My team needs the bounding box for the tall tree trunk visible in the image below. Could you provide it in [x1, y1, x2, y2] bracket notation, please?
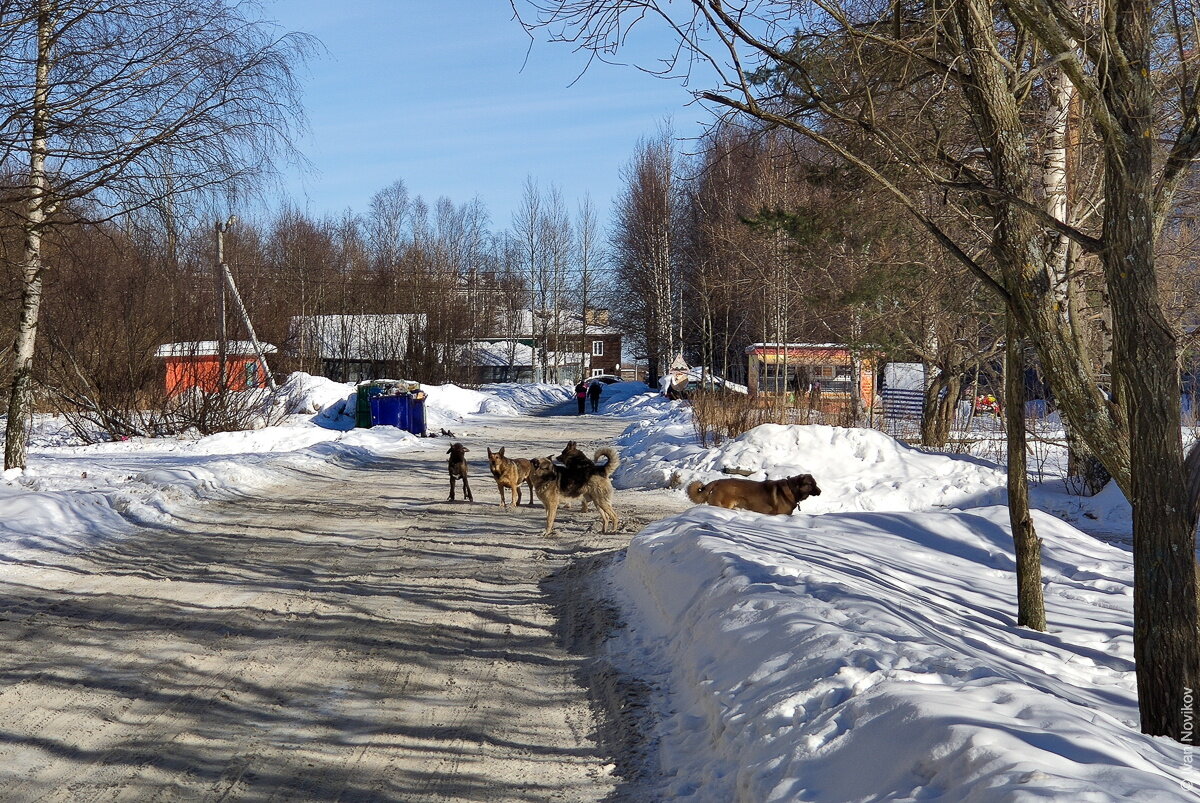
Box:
[1005, 312, 1046, 630]
[1043, 58, 1108, 495]
[1102, 0, 1199, 736]
[5, 1, 51, 471]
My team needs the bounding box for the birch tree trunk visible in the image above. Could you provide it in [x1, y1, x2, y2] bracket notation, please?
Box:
[1043, 59, 1109, 494]
[4, 1, 51, 471]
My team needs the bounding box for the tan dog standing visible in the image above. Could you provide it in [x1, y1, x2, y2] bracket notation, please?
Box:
[686, 474, 821, 515]
[486, 446, 534, 509]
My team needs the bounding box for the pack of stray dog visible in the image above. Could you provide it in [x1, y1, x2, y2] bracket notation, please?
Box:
[528, 441, 620, 536]
[446, 439, 621, 536]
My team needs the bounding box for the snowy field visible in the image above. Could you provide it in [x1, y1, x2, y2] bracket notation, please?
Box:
[2, 373, 1197, 800]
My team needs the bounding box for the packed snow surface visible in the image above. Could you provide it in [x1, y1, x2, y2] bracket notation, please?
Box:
[1, 374, 1194, 799]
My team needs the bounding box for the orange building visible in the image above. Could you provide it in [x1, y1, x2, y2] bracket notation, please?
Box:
[155, 341, 276, 397]
[746, 343, 876, 413]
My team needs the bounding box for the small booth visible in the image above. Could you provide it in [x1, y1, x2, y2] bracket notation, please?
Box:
[155, 341, 276, 397]
[746, 343, 876, 415]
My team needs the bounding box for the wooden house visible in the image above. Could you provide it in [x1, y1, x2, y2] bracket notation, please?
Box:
[286, 314, 426, 383]
[464, 308, 623, 383]
[155, 341, 276, 397]
[746, 343, 876, 414]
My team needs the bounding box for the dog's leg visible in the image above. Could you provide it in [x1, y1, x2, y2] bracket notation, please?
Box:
[464, 475, 473, 502]
[496, 482, 507, 509]
[599, 500, 620, 533]
[513, 480, 521, 508]
[588, 490, 617, 533]
[542, 498, 559, 536]
[526, 479, 535, 506]
[448, 474, 455, 502]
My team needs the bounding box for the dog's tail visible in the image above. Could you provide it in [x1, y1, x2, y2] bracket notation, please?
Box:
[685, 480, 707, 504]
[593, 446, 621, 477]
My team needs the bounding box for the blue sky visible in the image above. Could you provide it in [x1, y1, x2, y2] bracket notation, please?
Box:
[265, 1, 710, 230]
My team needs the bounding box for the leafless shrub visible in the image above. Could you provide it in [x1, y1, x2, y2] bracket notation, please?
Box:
[689, 390, 828, 447]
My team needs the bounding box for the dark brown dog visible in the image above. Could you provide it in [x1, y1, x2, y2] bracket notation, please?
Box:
[447, 442, 473, 502]
[558, 441, 594, 511]
[529, 446, 621, 535]
[686, 473, 821, 515]
[487, 446, 534, 509]
[558, 440, 591, 467]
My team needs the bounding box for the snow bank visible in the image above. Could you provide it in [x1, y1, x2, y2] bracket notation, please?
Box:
[279, 374, 521, 431]
[617, 422, 1010, 514]
[607, 504, 1199, 801]
[5, 382, 426, 563]
[480, 382, 574, 412]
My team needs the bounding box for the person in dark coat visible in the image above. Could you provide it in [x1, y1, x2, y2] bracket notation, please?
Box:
[588, 378, 603, 412]
[575, 380, 587, 415]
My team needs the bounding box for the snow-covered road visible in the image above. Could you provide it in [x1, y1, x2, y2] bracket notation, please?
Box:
[0, 413, 684, 800]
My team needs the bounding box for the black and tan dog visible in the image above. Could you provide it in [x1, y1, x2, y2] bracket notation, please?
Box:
[486, 446, 534, 509]
[686, 473, 821, 515]
[529, 445, 621, 536]
[446, 442, 473, 502]
[558, 441, 595, 512]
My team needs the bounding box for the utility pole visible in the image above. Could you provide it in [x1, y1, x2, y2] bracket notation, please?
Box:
[216, 215, 277, 392]
[215, 216, 232, 394]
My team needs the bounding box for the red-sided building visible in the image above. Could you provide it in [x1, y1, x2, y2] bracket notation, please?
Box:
[746, 343, 876, 413]
[155, 341, 276, 397]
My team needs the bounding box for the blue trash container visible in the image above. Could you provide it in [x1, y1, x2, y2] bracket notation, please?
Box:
[408, 391, 427, 436]
[373, 394, 404, 427]
[394, 393, 411, 432]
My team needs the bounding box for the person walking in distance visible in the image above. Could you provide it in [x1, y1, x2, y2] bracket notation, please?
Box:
[588, 379, 602, 412]
[575, 379, 587, 415]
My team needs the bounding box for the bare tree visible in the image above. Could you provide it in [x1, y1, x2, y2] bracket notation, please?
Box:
[611, 127, 681, 384]
[513, 177, 550, 381]
[0, 0, 310, 468]
[516, 0, 1200, 738]
[575, 195, 604, 377]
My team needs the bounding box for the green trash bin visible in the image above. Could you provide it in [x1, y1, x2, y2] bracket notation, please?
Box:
[355, 382, 388, 428]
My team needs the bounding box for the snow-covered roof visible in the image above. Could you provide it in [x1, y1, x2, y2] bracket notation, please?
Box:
[458, 341, 591, 370]
[155, 341, 276, 358]
[480, 309, 623, 338]
[459, 341, 535, 367]
[745, 342, 849, 353]
[288, 314, 426, 360]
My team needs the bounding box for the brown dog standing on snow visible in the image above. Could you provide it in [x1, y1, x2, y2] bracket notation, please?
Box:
[686, 474, 821, 515]
[446, 442, 473, 502]
[486, 446, 534, 509]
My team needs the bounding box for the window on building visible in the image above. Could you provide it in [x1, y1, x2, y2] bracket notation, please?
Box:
[592, 340, 604, 356]
[591, 368, 606, 378]
[757, 361, 856, 394]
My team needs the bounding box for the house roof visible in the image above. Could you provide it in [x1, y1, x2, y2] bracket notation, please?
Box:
[458, 340, 593, 370]
[745, 342, 851, 353]
[459, 341, 535, 368]
[287, 314, 426, 360]
[155, 341, 276, 358]
[479, 309, 623, 338]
